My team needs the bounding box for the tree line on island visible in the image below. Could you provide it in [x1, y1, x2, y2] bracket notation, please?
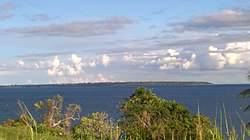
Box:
[0, 81, 212, 88]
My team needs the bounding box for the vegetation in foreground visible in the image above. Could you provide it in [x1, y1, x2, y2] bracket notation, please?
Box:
[0, 87, 249, 140]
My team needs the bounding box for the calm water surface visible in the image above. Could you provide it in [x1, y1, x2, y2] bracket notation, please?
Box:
[0, 84, 250, 129]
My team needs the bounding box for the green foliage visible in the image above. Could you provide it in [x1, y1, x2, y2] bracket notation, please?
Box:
[119, 87, 194, 139]
[0, 125, 72, 140]
[3, 119, 25, 127]
[72, 112, 120, 140]
[3, 113, 35, 131]
[36, 123, 69, 137]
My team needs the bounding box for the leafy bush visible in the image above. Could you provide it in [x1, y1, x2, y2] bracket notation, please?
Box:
[119, 87, 210, 139]
[72, 112, 120, 140]
[3, 119, 24, 127]
[37, 123, 69, 137]
[3, 114, 33, 127]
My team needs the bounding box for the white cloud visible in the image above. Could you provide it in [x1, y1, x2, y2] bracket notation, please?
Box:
[123, 54, 135, 62]
[45, 54, 110, 83]
[182, 54, 196, 70]
[122, 49, 195, 70]
[158, 56, 181, 70]
[89, 60, 96, 67]
[168, 49, 180, 57]
[208, 51, 226, 69]
[209, 46, 218, 51]
[17, 59, 25, 66]
[120, 41, 250, 71]
[196, 41, 250, 70]
[225, 41, 250, 52]
[70, 54, 82, 64]
[66, 54, 84, 75]
[33, 61, 46, 68]
[102, 54, 110, 67]
[26, 79, 32, 85]
[50, 56, 60, 68]
[47, 56, 64, 76]
[97, 73, 107, 82]
[223, 42, 250, 68]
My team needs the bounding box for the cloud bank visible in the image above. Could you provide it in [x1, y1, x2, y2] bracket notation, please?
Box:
[3, 17, 134, 37]
[122, 41, 250, 71]
[170, 8, 250, 32]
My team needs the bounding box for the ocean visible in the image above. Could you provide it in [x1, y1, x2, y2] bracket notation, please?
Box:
[0, 84, 250, 130]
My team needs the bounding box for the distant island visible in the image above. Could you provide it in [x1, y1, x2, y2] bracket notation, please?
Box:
[0, 81, 212, 88]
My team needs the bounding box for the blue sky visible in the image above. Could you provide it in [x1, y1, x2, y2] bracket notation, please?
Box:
[1, 0, 250, 84]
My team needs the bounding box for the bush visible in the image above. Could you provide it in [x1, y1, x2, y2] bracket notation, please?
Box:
[37, 123, 69, 137]
[3, 119, 24, 127]
[72, 112, 120, 140]
[119, 87, 208, 139]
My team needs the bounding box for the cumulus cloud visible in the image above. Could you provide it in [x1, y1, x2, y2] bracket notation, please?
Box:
[47, 56, 64, 76]
[123, 54, 136, 63]
[195, 42, 250, 70]
[16, 59, 25, 66]
[224, 42, 250, 67]
[89, 60, 96, 67]
[122, 48, 195, 70]
[182, 54, 196, 70]
[44, 54, 114, 83]
[168, 49, 180, 57]
[32, 61, 46, 68]
[3, 17, 134, 37]
[97, 73, 107, 82]
[70, 54, 82, 64]
[67, 54, 84, 75]
[121, 41, 250, 71]
[170, 8, 250, 32]
[102, 54, 110, 67]
[47, 54, 85, 77]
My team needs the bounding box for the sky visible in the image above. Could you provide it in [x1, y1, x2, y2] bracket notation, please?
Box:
[1, 0, 250, 85]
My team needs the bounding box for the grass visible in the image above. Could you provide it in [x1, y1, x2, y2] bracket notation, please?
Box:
[0, 125, 71, 140]
[0, 111, 249, 140]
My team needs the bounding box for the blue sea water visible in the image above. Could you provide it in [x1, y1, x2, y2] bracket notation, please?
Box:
[0, 84, 250, 130]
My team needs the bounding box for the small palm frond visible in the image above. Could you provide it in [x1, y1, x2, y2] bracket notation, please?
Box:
[238, 89, 250, 98]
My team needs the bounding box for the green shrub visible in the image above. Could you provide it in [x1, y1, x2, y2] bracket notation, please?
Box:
[119, 87, 205, 139]
[37, 123, 69, 137]
[2, 114, 33, 127]
[72, 112, 120, 140]
[3, 119, 24, 127]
